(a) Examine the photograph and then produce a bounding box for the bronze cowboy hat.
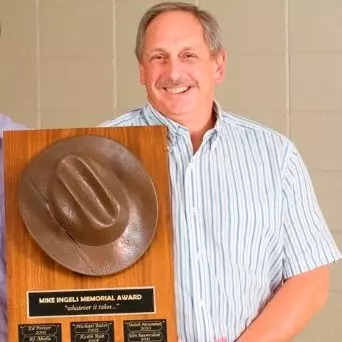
[18,134,158,276]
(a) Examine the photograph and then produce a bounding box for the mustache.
[155,78,198,89]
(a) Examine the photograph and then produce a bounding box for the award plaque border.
[4,127,177,342]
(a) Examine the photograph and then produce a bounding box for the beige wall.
[0,0,341,340]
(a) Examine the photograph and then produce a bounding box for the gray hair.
[135,2,223,61]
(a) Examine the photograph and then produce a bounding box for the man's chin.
[148,91,199,117]
[159,105,196,121]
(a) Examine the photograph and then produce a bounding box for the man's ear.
[139,63,146,85]
[213,49,227,84]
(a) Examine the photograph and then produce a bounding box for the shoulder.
[0,113,26,130]
[221,110,285,141]
[220,110,295,170]
[222,110,291,145]
[98,107,147,127]
[0,113,27,139]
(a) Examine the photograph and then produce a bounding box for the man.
[100,2,341,342]
[0,114,26,341]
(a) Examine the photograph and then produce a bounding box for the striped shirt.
[100,102,342,342]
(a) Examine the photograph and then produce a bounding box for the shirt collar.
[142,100,223,146]
[212,99,223,135]
[143,102,183,140]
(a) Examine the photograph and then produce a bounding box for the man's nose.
[165,58,184,81]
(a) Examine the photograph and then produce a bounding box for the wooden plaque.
[3,127,176,342]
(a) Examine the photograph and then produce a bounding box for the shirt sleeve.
[281,142,342,279]
[0,114,27,138]
[0,114,27,340]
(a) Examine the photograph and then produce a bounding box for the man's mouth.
[164,86,191,94]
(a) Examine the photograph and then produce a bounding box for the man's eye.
[183,53,197,60]
[151,55,165,61]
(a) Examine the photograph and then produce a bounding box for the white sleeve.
[282,143,342,279]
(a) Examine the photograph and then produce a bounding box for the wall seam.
[35,0,41,128]
[112,0,117,118]
[285,0,290,138]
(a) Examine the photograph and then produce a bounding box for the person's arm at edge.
[237,265,329,342]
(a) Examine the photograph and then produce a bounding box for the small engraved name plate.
[18,323,62,342]
[124,319,167,342]
[71,321,114,342]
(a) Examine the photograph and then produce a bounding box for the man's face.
[139,10,226,121]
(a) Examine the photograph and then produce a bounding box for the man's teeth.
[166,87,189,94]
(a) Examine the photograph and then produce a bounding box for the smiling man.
[136,7,226,152]
[100,2,342,342]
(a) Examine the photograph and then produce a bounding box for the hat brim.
[18,135,159,276]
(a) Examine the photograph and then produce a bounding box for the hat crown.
[48,154,128,246]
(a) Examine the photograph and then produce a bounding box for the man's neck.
[168,107,215,153]
[189,114,216,153]
[149,101,217,153]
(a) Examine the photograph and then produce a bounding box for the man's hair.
[135,1,223,62]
